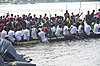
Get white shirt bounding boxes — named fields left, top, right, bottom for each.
left=15, top=30, right=23, bottom=41
left=63, top=25, right=69, bottom=35
left=23, top=29, right=30, bottom=41
left=78, top=25, right=83, bottom=33
left=40, top=22, right=44, bottom=27
left=38, top=31, right=47, bottom=42
left=98, top=23, right=100, bottom=28
left=8, top=30, right=15, bottom=42
left=1, top=30, right=7, bottom=39
left=93, top=24, right=99, bottom=33
left=84, top=24, right=91, bottom=35
left=31, top=28, right=37, bottom=39
left=84, top=21, right=87, bottom=25
left=25, top=20, right=30, bottom=28
left=55, top=27, right=62, bottom=36
left=51, top=26, right=56, bottom=33
left=70, top=26, right=77, bottom=34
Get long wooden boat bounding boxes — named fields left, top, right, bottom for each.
left=18, top=32, right=100, bottom=45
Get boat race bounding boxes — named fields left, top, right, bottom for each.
left=0, top=0, right=100, bottom=66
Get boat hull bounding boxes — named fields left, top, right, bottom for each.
left=6, top=61, right=36, bottom=66
left=18, top=33, right=100, bottom=45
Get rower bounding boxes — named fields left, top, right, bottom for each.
left=23, top=27, right=30, bottom=41
left=15, top=27, right=23, bottom=42
left=51, top=24, right=56, bottom=37
left=84, top=22, right=92, bottom=36
left=70, top=23, right=83, bottom=40
left=38, top=29, right=48, bottom=43
left=93, top=22, right=99, bottom=33
left=70, top=23, right=78, bottom=34
left=1, top=26, right=7, bottom=39
left=8, top=28, right=15, bottom=42
left=31, top=25, right=38, bottom=39
left=63, top=23, right=69, bottom=35
left=78, top=23, right=84, bottom=34
left=55, top=25, right=62, bottom=37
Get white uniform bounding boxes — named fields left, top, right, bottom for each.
left=93, top=23, right=99, bottom=33
left=15, top=30, right=23, bottom=41
left=51, top=26, right=56, bottom=36
left=23, top=29, right=30, bottom=41
left=8, top=30, right=15, bottom=42
left=1, top=30, right=7, bottom=39
left=25, top=20, right=30, bottom=28
left=84, top=24, right=91, bottom=35
left=70, top=26, right=77, bottom=34
left=63, top=25, right=69, bottom=35
left=78, top=25, right=83, bottom=33
left=38, top=31, right=47, bottom=42
left=55, top=27, right=62, bottom=36
left=40, top=22, right=44, bottom=27
left=31, top=28, right=37, bottom=39
left=51, top=26, right=56, bottom=33
left=98, top=23, right=100, bottom=28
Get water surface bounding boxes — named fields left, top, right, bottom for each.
left=16, top=39, right=100, bottom=66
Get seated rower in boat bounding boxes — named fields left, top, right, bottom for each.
left=55, top=25, right=62, bottom=37
left=23, top=27, right=30, bottom=41
left=63, top=23, right=69, bottom=36
left=84, top=21, right=92, bottom=37
left=70, top=23, right=83, bottom=40
left=93, top=22, right=99, bottom=33
left=51, top=24, right=56, bottom=37
left=38, top=29, right=48, bottom=43
left=15, top=27, right=23, bottom=42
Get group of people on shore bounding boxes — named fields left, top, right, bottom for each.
left=0, top=9, right=100, bottom=44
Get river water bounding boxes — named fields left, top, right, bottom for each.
left=0, top=2, right=100, bottom=18
left=15, top=39, right=100, bottom=66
